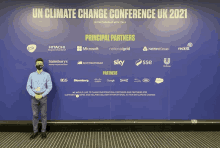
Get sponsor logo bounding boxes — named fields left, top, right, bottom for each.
left=94, top=78, right=102, bottom=82
left=109, top=47, right=130, bottom=51
left=143, top=60, right=152, bottom=65
left=163, top=58, right=171, bottom=67
left=114, top=59, right=125, bottom=66
left=143, top=46, right=148, bottom=51
left=27, top=44, right=37, bottom=53
left=178, top=47, right=190, bottom=50
left=74, top=79, right=89, bottom=82
left=134, top=78, right=141, bottom=82
left=107, top=79, right=115, bottom=82
left=77, top=46, right=82, bottom=51
left=143, top=46, right=169, bottom=51
left=135, top=59, right=152, bottom=66
left=142, top=78, right=150, bottom=83
left=49, top=60, right=68, bottom=66
left=178, top=42, right=193, bottom=50
left=83, top=47, right=99, bottom=50
left=155, top=78, right=164, bottom=84
left=77, top=46, right=99, bottom=51
left=135, top=59, right=142, bottom=66
left=48, top=46, right=66, bottom=51
left=187, top=42, right=193, bottom=47
left=120, top=79, right=128, bottom=82
left=103, top=71, right=118, bottom=75
left=60, top=78, right=68, bottom=82
left=77, top=61, right=103, bottom=65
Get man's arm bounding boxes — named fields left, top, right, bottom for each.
left=26, top=74, right=36, bottom=97
left=42, top=74, right=52, bottom=97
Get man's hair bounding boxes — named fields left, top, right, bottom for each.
left=35, top=58, right=44, bottom=64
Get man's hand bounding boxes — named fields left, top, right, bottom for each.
left=35, top=94, right=43, bottom=100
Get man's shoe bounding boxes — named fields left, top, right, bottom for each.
left=41, top=132, right=47, bottom=139
left=30, top=132, right=39, bottom=140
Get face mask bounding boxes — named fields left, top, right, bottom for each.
left=36, top=65, right=43, bottom=70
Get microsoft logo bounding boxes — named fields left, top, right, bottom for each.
left=77, top=46, right=82, bottom=51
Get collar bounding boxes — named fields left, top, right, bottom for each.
left=36, top=70, right=43, bottom=74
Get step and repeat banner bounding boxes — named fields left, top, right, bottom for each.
left=0, top=0, right=220, bottom=120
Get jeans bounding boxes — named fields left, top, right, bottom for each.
left=31, top=95, right=47, bottom=133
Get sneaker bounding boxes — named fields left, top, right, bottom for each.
left=30, top=132, right=39, bottom=140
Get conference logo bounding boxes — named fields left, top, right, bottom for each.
left=49, top=60, right=68, bottom=66
left=135, top=59, right=152, bottom=66
left=163, top=58, right=171, bottom=67
left=60, top=78, right=68, bottom=82
left=77, top=61, right=103, bottom=65
left=27, top=44, right=37, bottom=53
left=155, top=78, right=164, bottom=84
left=107, top=79, right=115, bottom=82
left=142, top=78, right=150, bottom=83
left=77, top=46, right=99, bottom=51
left=120, top=79, right=128, bottom=82
left=103, top=71, right=118, bottom=75
left=178, top=42, right=193, bottom=50
left=143, top=46, right=169, bottom=51
left=74, top=79, right=89, bottom=82
left=134, top=78, right=141, bottom=82
left=48, top=46, right=66, bottom=51
left=94, top=78, right=102, bottom=82
left=114, top=59, right=125, bottom=66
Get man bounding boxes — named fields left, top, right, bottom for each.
left=26, top=58, right=52, bottom=140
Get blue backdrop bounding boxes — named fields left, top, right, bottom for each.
left=0, top=0, right=220, bottom=120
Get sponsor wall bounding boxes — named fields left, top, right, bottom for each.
left=0, top=1, right=220, bottom=120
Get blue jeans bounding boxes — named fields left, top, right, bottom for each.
left=31, top=95, right=47, bottom=133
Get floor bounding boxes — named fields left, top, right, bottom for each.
left=1, top=130, right=220, bottom=148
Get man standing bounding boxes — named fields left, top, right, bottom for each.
left=26, top=58, right=52, bottom=140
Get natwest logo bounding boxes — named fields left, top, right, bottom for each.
left=114, top=59, right=125, bottom=66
